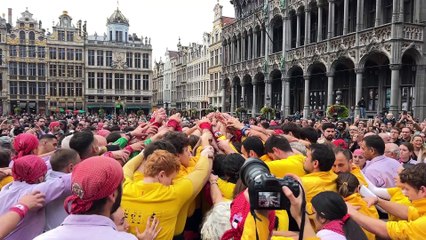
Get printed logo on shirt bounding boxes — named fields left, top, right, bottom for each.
left=231, top=212, right=243, bottom=229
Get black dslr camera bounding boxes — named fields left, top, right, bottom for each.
left=240, top=158, right=300, bottom=210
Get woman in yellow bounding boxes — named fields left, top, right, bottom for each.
left=121, top=147, right=214, bottom=240
left=336, top=172, right=378, bottom=240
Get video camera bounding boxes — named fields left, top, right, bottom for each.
left=240, top=158, right=300, bottom=210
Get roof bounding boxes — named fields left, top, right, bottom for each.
left=222, top=17, right=235, bottom=26
left=107, top=8, right=129, bottom=26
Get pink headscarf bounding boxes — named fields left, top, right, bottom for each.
left=353, top=149, right=364, bottom=155
left=13, top=133, right=39, bottom=160
left=97, top=129, right=111, bottom=138
left=12, top=155, right=47, bottom=184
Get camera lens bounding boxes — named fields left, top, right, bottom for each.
left=240, top=158, right=270, bottom=187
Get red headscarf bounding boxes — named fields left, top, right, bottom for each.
left=97, top=129, right=111, bottom=138
left=49, top=121, right=60, bottom=131
left=12, top=155, right=47, bottom=184
left=13, top=133, right=39, bottom=160
left=64, top=156, right=123, bottom=214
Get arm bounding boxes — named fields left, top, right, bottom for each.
left=209, top=175, right=223, bottom=205
left=347, top=204, right=390, bottom=239
left=123, top=153, right=144, bottom=179
left=183, top=147, right=214, bottom=196
left=374, top=197, right=409, bottom=220
left=35, top=174, right=71, bottom=203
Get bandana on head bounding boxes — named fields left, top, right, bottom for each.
left=97, top=129, right=111, bottom=138
left=64, top=156, right=123, bottom=214
left=353, top=149, right=364, bottom=155
left=13, top=133, right=39, bottom=160
left=12, top=155, right=47, bottom=184
left=49, top=121, right=60, bottom=131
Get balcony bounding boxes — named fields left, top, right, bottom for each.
left=85, top=89, right=152, bottom=96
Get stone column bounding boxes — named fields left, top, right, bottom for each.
left=252, top=82, right=257, bottom=117
left=253, top=30, right=258, bottom=58
left=260, top=27, right=265, bottom=56
left=281, top=76, right=286, bottom=115
left=242, top=35, right=246, bottom=61
left=230, top=41, right=234, bottom=64
left=375, top=0, right=382, bottom=27
left=317, top=4, right=323, bottom=41
left=305, top=7, right=311, bottom=44
left=399, top=0, right=404, bottom=23
left=343, top=0, right=349, bottom=35
left=284, top=77, right=291, bottom=117
left=248, top=33, right=252, bottom=60
left=231, top=84, right=235, bottom=114
left=221, top=79, right=226, bottom=112
left=355, top=68, right=363, bottom=117
left=241, top=84, right=246, bottom=107
left=283, top=15, right=289, bottom=52
left=327, top=72, right=334, bottom=106
left=265, top=79, right=272, bottom=106
left=356, top=0, right=364, bottom=31
left=296, top=11, right=301, bottom=47
left=414, top=0, right=420, bottom=23
left=328, top=0, right=336, bottom=39
left=303, top=75, right=310, bottom=118
left=389, top=64, right=401, bottom=116
left=392, top=0, right=399, bottom=22
left=414, top=65, right=426, bottom=118
left=237, top=37, right=241, bottom=62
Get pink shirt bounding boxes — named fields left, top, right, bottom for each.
left=363, top=155, right=400, bottom=188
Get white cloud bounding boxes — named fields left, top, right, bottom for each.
left=1, top=0, right=235, bottom=61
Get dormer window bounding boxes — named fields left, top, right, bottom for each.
left=20, top=23, right=24, bottom=28
left=29, top=23, right=34, bottom=28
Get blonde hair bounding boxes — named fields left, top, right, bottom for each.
left=143, top=150, right=180, bottom=177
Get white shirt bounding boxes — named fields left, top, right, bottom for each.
left=316, top=229, right=347, bottom=240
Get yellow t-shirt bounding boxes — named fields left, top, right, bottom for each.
left=260, top=154, right=272, bottom=162
left=350, top=165, right=368, bottom=187
left=301, top=171, right=337, bottom=215
left=122, top=156, right=210, bottom=240
left=386, top=198, right=426, bottom=240
left=344, top=193, right=378, bottom=240
left=266, top=154, right=306, bottom=178
left=217, top=178, right=235, bottom=201
left=0, top=176, right=13, bottom=190
left=388, top=187, right=412, bottom=221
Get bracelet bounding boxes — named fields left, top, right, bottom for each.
left=144, top=138, right=152, bottom=146
left=9, top=203, right=29, bottom=219
left=210, top=182, right=218, bottom=185
left=199, top=122, right=212, bottom=131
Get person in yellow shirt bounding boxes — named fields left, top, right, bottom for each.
left=347, top=163, right=426, bottom=239
left=241, top=136, right=268, bottom=160
left=121, top=147, right=214, bottom=240
left=332, top=148, right=368, bottom=186
left=265, top=135, right=306, bottom=178
left=217, top=153, right=245, bottom=200
left=336, top=172, right=378, bottom=240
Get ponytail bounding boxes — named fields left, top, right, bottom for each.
left=336, top=172, right=360, bottom=198
left=343, top=217, right=368, bottom=240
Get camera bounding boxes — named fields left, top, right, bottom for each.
left=240, top=158, right=300, bottom=210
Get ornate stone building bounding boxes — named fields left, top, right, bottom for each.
left=152, top=59, right=164, bottom=108
left=46, top=11, right=84, bottom=113
left=222, top=0, right=425, bottom=118
left=4, top=9, right=48, bottom=114
left=0, top=12, right=9, bottom=114
left=84, top=8, right=153, bottom=114
left=208, top=2, right=235, bottom=111
left=163, top=50, right=178, bottom=111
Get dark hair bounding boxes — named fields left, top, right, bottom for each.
left=242, top=136, right=265, bottom=157
left=162, top=131, right=189, bottom=154
left=400, top=142, right=414, bottom=153
left=265, top=135, right=292, bottom=153
left=233, top=178, right=247, bottom=199
left=282, top=123, right=301, bottom=139
left=188, top=135, right=200, bottom=150
left=310, top=143, right=335, bottom=171
left=212, top=154, right=226, bottom=178
left=39, top=134, right=57, bottom=141
left=300, top=127, right=319, bottom=144
left=0, top=150, right=11, bottom=168
left=106, top=131, right=122, bottom=143
left=223, top=153, right=245, bottom=184
left=334, top=147, right=352, bottom=161
left=400, top=163, right=426, bottom=191
left=260, top=122, right=270, bottom=129
left=86, top=185, right=122, bottom=215
left=363, top=135, right=385, bottom=155
left=336, top=172, right=360, bottom=198
left=312, top=191, right=368, bottom=240
left=143, top=140, right=177, bottom=159
left=50, top=148, right=80, bottom=172
left=69, top=131, right=94, bottom=158
left=322, top=123, right=335, bottom=131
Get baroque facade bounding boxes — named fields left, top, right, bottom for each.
left=0, top=7, right=153, bottom=115
left=222, top=0, right=426, bottom=119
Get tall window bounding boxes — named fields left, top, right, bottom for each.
left=49, top=64, right=57, bottom=77
left=28, top=46, right=36, bottom=58
left=9, top=46, right=17, bottom=57
left=88, top=50, right=95, bottom=66
left=29, top=82, right=37, bottom=95
left=75, top=49, right=83, bottom=61
left=67, top=31, right=74, bottom=41
left=49, top=48, right=57, bottom=59
left=75, top=66, right=82, bottom=78
left=106, top=73, right=113, bottom=89
left=76, top=83, right=82, bottom=96
left=58, top=64, right=65, bottom=77
left=67, top=49, right=74, bottom=60
left=106, top=51, right=112, bottom=66
left=29, top=31, right=35, bottom=45
left=115, top=73, right=124, bottom=90
left=142, top=53, right=149, bottom=68
left=38, top=46, right=45, bottom=58
left=88, top=72, right=95, bottom=89
left=39, top=82, right=46, bottom=96
left=59, top=82, right=66, bottom=96
left=38, top=63, right=45, bottom=76
left=0, top=49, right=2, bottom=65
left=10, top=81, right=18, bottom=94
left=97, top=72, right=104, bottom=89
left=58, top=48, right=65, bottom=60
left=135, top=53, right=141, bottom=68
left=142, top=74, right=149, bottom=90
left=135, top=74, right=141, bottom=90
left=97, top=50, right=104, bottom=66
left=58, top=31, right=65, bottom=41
left=126, top=74, right=133, bottom=90
left=19, top=63, right=27, bottom=76
left=19, top=46, right=27, bottom=58
left=126, top=52, right=133, bottom=68
left=19, top=31, right=25, bottom=44
left=67, top=65, right=74, bottom=78
left=67, top=83, right=74, bottom=96
left=29, top=63, right=36, bottom=76
left=19, top=82, right=27, bottom=94
left=115, top=31, right=123, bottom=42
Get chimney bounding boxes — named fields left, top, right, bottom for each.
left=7, top=8, right=12, bottom=25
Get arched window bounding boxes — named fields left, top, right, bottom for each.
left=29, top=31, right=35, bottom=44
left=19, top=31, right=25, bottom=44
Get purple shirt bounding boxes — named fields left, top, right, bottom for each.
left=363, top=155, right=400, bottom=188
left=0, top=175, right=71, bottom=240
left=44, top=170, right=70, bottom=231
left=34, top=215, right=137, bottom=240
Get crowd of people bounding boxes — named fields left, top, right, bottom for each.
left=0, top=109, right=425, bottom=240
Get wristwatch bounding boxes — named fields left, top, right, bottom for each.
left=125, top=132, right=133, bottom=139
